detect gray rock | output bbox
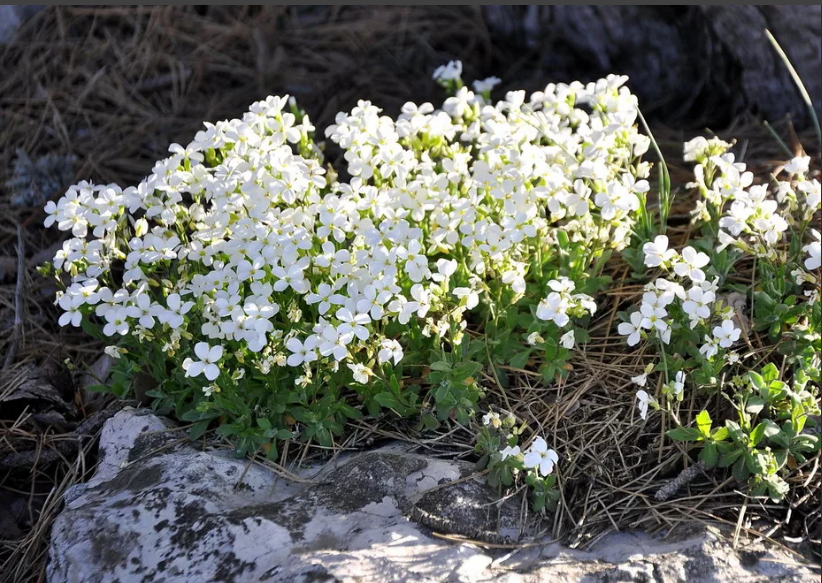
[0,5,43,44]
[48,409,819,582]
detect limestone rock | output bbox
[48,409,819,582]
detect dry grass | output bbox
[0,6,820,582]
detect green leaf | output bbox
[338,403,363,420]
[509,350,531,370]
[760,363,779,383]
[374,392,400,410]
[180,409,208,422]
[429,361,452,372]
[711,427,729,442]
[750,422,767,446]
[750,420,780,447]
[189,419,210,441]
[666,427,703,442]
[421,413,439,430]
[732,457,750,481]
[718,448,744,468]
[748,372,766,391]
[699,442,718,467]
[696,410,712,437]
[745,396,766,415]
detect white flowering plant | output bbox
[620,136,820,502]
[475,410,560,512]
[44,63,651,473]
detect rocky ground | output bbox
[47,409,819,583]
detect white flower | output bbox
[643,235,677,268]
[673,246,710,282]
[523,437,559,477]
[803,230,821,270]
[432,60,462,82]
[618,311,644,346]
[159,293,195,328]
[712,319,741,348]
[536,292,569,327]
[639,303,668,332]
[286,336,318,367]
[482,411,501,428]
[636,390,653,421]
[377,339,404,365]
[183,342,223,381]
[631,373,648,387]
[560,330,575,349]
[526,331,544,346]
[673,371,685,397]
[104,345,123,359]
[102,308,131,337]
[784,155,810,176]
[453,287,479,310]
[347,363,373,384]
[499,445,521,461]
[699,336,719,359]
[58,294,84,327]
[473,77,501,94]
[682,287,714,321]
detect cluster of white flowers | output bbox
[46,63,650,396]
[619,235,742,360]
[686,138,820,265]
[535,277,596,329]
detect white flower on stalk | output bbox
[672,371,686,397]
[526,331,544,346]
[132,293,163,329]
[453,287,479,310]
[560,330,575,349]
[286,336,319,367]
[306,283,344,316]
[347,362,373,384]
[160,293,195,328]
[377,339,403,365]
[102,308,131,337]
[482,411,501,428]
[432,60,462,83]
[699,336,719,360]
[499,445,521,461]
[183,342,223,381]
[631,373,648,387]
[712,319,741,348]
[104,345,123,359]
[682,287,714,322]
[523,437,559,477]
[803,230,821,270]
[618,311,644,347]
[536,292,569,327]
[673,246,710,282]
[58,294,84,327]
[636,390,654,421]
[639,303,668,332]
[784,156,810,176]
[643,235,677,268]
[473,77,501,94]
